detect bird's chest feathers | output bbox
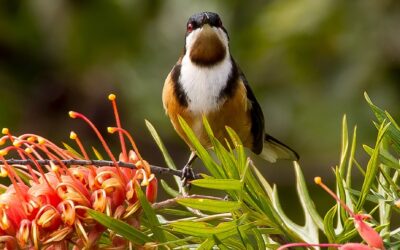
[179,56,232,113]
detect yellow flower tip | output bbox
[0,138,5,146]
[27,136,36,143]
[0,149,8,156]
[50,161,59,172]
[68,111,77,119]
[0,167,8,178]
[13,140,22,147]
[108,94,116,101]
[395,200,400,208]
[1,128,9,135]
[25,147,33,154]
[314,176,322,185]
[38,137,45,145]
[69,131,77,140]
[107,127,116,134]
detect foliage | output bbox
[0,92,399,249]
[90,93,400,249]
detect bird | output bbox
[162,12,299,182]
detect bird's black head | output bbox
[186,12,224,34]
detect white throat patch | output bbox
[180,27,232,114]
[180,55,232,114]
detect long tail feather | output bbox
[259,134,299,163]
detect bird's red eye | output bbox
[187,23,193,33]
[218,19,222,27]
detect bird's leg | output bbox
[181,151,197,187]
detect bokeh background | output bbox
[1,0,400,219]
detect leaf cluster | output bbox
[90,93,400,249]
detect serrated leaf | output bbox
[191,179,242,191]
[176,198,241,213]
[87,209,151,244]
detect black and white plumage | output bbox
[163,12,299,168]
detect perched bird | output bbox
[163,12,299,180]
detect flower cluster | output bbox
[0,94,157,249]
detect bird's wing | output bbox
[238,70,265,154]
[239,68,299,162]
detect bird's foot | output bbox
[181,164,196,188]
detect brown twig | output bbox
[2,159,202,179]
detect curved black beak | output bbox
[201,12,210,25]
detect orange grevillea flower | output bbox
[0,94,157,249]
[278,177,385,250]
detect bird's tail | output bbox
[259,134,299,163]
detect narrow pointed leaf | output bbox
[92,146,104,160]
[135,184,167,242]
[191,179,242,191]
[177,198,240,213]
[145,120,178,170]
[62,142,83,158]
[160,179,179,197]
[87,209,151,244]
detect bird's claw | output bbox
[181,164,196,187]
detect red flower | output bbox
[0,94,158,249]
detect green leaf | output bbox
[251,228,266,250]
[323,205,337,242]
[160,179,179,197]
[225,126,247,173]
[170,219,254,242]
[198,238,215,250]
[356,121,390,210]
[191,179,242,191]
[363,144,400,170]
[145,120,178,170]
[92,146,104,160]
[294,162,324,231]
[339,115,349,177]
[157,208,194,217]
[176,198,241,213]
[178,116,222,178]
[346,125,357,186]
[170,221,236,237]
[135,184,167,242]
[62,142,83,158]
[145,120,182,189]
[365,92,400,152]
[87,209,151,244]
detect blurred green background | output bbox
[1,0,399,215]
